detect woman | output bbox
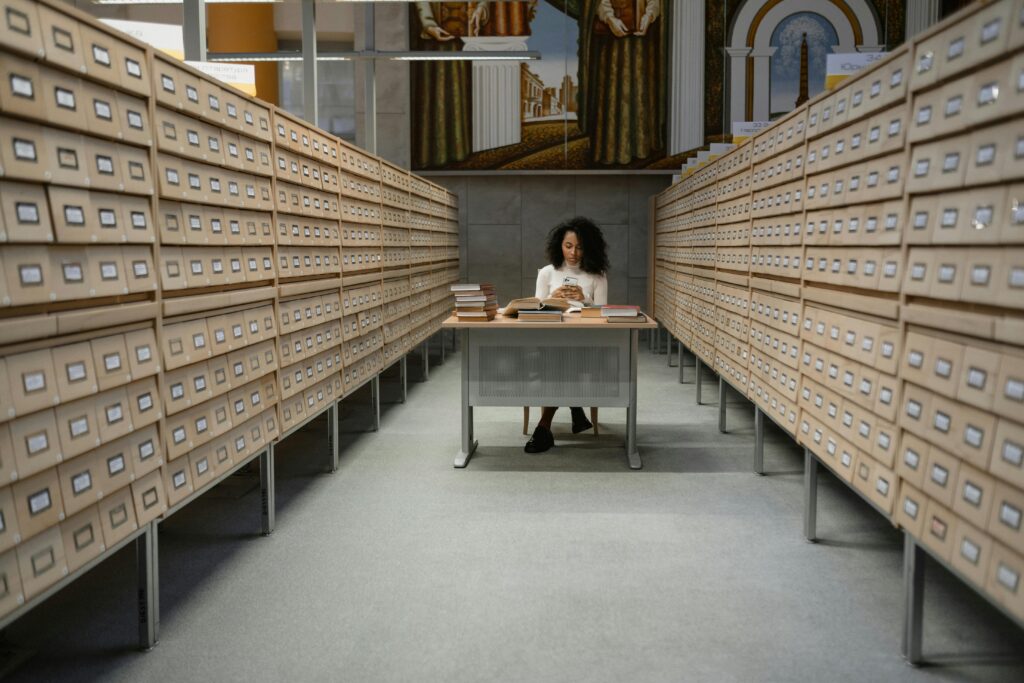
[525,217,610,454]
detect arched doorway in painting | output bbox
[769,13,839,118]
[725,0,884,132]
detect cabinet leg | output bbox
[754,407,765,475]
[804,449,818,542]
[718,376,727,433]
[136,521,159,651]
[902,532,925,667]
[695,358,703,405]
[328,403,339,472]
[371,375,380,432]
[260,445,275,536]
[678,342,686,383]
[400,355,407,403]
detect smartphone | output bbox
[562,276,578,286]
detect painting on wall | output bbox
[409,1,686,171]
[703,0,904,144]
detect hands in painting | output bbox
[637,13,651,36]
[469,3,489,37]
[605,16,629,37]
[426,25,456,41]
[603,3,658,38]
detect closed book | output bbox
[601,305,641,317]
[455,303,498,312]
[518,310,563,322]
[606,313,646,323]
[456,310,496,321]
[451,283,494,292]
[455,294,496,303]
[580,306,604,318]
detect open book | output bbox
[502,296,584,316]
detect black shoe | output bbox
[570,407,593,434]
[524,425,554,453]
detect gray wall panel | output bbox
[434,174,669,304]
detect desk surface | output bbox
[441,312,659,330]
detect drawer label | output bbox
[27,431,49,454]
[904,448,920,469]
[107,454,125,475]
[72,471,92,495]
[997,564,1019,592]
[960,539,980,565]
[29,489,52,515]
[1001,503,1022,530]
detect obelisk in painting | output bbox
[795,32,810,107]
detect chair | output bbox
[522,407,599,436]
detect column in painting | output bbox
[670,0,705,154]
[725,46,751,135]
[463,36,529,153]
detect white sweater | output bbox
[534,264,608,305]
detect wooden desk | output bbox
[441,312,658,469]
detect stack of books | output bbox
[451,283,497,321]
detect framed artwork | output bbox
[409,1,904,171]
[410,1,685,171]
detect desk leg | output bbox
[422,341,430,381]
[902,532,925,666]
[440,331,446,363]
[137,521,159,650]
[753,407,765,476]
[371,375,380,432]
[804,449,818,543]
[667,332,674,366]
[454,329,477,468]
[627,329,642,470]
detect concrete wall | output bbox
[430,175,670,307]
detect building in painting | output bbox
[559,74,577,114]
[520,63,544,119]
[541,87,561,117]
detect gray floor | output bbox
[3,339,1023,682]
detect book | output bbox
[601,305,641,317]
[454,294,497,303]
[456,310,496,321]
[455,301,498,311]
[580,306,604,318]
[517,309,563,322]
[451,283,494,292]
[605,313,647,323]
[503,296,581,315]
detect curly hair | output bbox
[545,217,610,275]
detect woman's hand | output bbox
[552,285,584,300]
